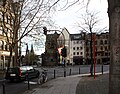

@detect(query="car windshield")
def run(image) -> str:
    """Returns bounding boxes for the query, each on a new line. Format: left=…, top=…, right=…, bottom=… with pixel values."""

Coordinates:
left=7, top=67, right=19, bottom=73
left=8, top=68, right=16, bottom=72
left=20, top=66, right=33, bottom=71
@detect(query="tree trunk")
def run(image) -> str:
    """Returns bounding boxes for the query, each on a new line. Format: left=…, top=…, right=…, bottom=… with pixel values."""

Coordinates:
left=6, top=46, right=13, bottom=74
left=108, top=0, right=120, bottom=94
left=14, top=42, right=18, bottom=66
left=90, top=28, right=93, bottom=76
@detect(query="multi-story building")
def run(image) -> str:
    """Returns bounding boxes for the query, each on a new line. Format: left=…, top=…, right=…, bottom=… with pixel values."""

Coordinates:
left=85, top=32, right=110, bottom=64
left=0, top=0, right=15, bottom=70
left=69, top=33, right=86, bottom=65
left=44, top=26, right=110, bottom=66
left=57, top=30, right=86, bottom=65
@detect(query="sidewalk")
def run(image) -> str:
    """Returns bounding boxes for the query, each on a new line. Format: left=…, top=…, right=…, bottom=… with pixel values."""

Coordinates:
left=23, top=76, right=80, bottom=94
left=76, top=73, right=109, bottom=94
left=23, top=72, right=109, bottom=94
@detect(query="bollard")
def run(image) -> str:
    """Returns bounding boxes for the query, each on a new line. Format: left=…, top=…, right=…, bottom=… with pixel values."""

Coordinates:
left=64, top=69, right=66, bottom=77
left=2, top=82, right=5, bottom=94
left=27, top=72, right=30, bottom=90
left=28, top=78, right=30, bottom=90
left=54, top=69, right=56, bottom=78
left=69, top=69, right=71, bottom=75
left=0, top=79, right=6, bottom=94
left=79, top=67, right=80, bottom=74
left=101, top=64, right=103, bottom=74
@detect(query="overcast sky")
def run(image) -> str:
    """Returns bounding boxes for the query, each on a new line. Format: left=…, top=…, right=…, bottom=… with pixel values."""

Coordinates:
left=22, top=0, right=109, bottom=55
left=53, top=0, right=109, bottom=34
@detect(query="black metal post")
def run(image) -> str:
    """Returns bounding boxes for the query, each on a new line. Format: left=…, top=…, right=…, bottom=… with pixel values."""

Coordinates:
left=64, top=59, right=66, bottom=77
left=2, top=82, right=5, bottom=94
left=79, top=67, right=81, bottom=74
left=64, top=69, right=66, bottom=77
left=69, top=69, right=71, bottom=75
left=27, top=71, right=30, bottom=90
left=28, top=78, right=30, bottom=90
left=102, top=63, right=103, bottom=74
left=54, top=69, right=56, bottom=78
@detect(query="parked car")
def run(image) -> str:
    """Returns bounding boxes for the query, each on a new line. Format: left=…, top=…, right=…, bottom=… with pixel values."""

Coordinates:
left=5, top=66, right=40, bottom=82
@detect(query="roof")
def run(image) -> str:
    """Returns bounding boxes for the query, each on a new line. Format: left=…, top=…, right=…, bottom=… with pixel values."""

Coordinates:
left=70, top=34, right=84, bottom=40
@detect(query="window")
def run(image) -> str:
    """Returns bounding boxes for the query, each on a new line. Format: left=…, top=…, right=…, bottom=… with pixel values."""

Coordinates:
left=73, top=41, right=75, bottom=44
left=5, top=45, right=7, bottom=51
left=77, top=47, right=79, bottom=50
left=101, top=46, right=103, bottom=50
left=77, top=52, right=79, bottom=55
left=98, top=53, right=100, bottom=56
left=73, top=52, right=75, bottom=55
left=76, top=40, right=79, bottom=44
left=100, top=40, right=103, bottom=45
left=105, top=52, right=108, bottom=56
left=80, top=52, right=83, bottom=55
left=80, top=41, right=83, bottom=44
left=73, top=47, right=75, bottom=50
left=105, top=46, right=108, bottom=50
left=80, top=47, right=83, bottom=50
left=104, top=40, right=107, bottom=44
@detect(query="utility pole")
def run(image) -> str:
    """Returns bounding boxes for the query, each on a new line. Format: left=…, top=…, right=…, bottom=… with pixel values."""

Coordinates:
left=108, top=0, right=120, bottom=94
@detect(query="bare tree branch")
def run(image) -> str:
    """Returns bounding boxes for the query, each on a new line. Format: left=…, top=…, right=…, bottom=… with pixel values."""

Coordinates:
left=0, top=0, right=61, bottom=67
left=77, top=9, right=107, bottom=33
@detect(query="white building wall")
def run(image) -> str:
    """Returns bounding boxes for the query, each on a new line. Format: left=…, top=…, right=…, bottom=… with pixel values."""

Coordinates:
left=57, top=29, right=86, bottom=65
left=57, top=27, right=70, bottom=64
left=70, top=39, right=85, bottom=65
left=62, top=28, right=70, bottom=63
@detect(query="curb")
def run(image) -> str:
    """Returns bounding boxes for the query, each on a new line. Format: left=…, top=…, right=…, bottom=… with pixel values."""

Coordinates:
left=65, top=71, right=109, bottom=78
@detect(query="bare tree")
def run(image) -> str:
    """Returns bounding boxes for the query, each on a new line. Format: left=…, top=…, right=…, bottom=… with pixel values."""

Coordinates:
left=55, top=0, right=91, bottom=11
left=76, top=10, right=107, bottom=76
left=1, top=0, right=60, bottom=71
